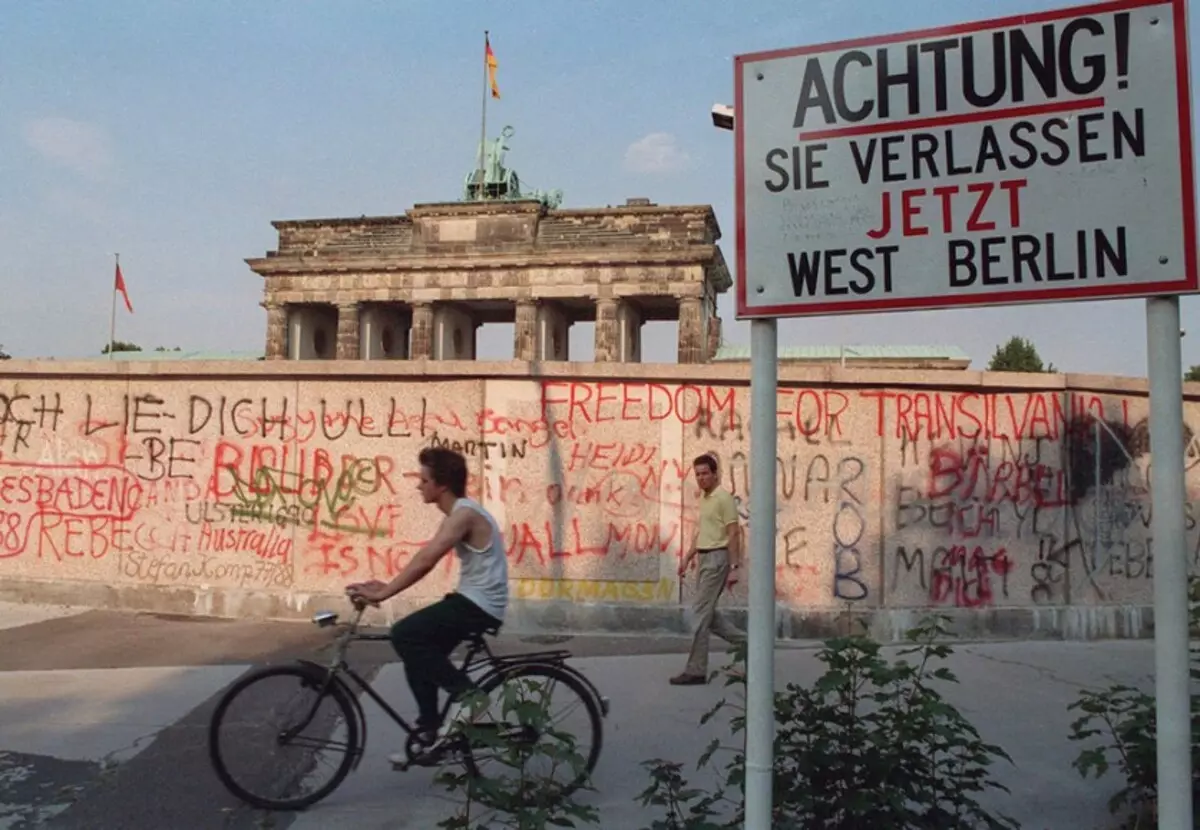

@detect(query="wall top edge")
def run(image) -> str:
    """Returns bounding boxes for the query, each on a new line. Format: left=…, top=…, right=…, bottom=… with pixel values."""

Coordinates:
left=0, top=359, right=1179, bottom=398
left=268, top=203, right=719, bottom=229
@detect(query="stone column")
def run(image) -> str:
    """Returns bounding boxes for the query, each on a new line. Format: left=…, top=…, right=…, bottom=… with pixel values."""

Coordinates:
left=594, top=299, right=619, bottom=362
left=677, top=297, right=704, bottom=363
left=706, top=313, right=723, bottom=362
left=616, top=302, right=642, bottom=362
left=263, top=302, right=287, bottom=360
left=409, top=302, right=434, bottom=359
left=514, top=300, right=538, bottom=361
left=335, top=303, right=360, bottom=359
left=537, top=303, right=571, bottom=361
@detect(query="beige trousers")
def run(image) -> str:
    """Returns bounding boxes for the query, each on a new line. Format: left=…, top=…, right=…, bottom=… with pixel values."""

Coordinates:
left=683, top=547, right=746, bottom=676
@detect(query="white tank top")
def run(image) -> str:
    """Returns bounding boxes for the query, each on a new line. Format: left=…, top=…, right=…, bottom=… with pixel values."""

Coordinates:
left=450, top=497, right=508, bottom=622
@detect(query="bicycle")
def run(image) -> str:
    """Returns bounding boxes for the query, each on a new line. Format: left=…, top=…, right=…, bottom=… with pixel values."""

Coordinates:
left=207, top=598, right=609, bottom=812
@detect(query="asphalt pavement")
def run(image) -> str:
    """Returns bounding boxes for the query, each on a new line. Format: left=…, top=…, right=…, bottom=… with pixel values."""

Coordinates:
left=0, top=601, right=1150, bottom=829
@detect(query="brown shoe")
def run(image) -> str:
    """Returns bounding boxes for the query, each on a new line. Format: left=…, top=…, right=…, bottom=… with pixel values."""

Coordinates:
left=669, top=672, right=707, bottom=685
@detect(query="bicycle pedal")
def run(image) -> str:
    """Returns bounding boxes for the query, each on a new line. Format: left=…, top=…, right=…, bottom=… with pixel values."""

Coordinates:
left=390, top=759, right=410, bottom=772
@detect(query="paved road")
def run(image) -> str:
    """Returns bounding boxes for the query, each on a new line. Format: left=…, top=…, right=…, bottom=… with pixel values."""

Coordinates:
left=0, top=601, right=1143, bottom=829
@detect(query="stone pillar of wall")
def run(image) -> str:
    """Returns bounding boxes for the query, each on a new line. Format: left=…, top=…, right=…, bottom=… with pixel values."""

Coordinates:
left=360, top=305, right=411, bottom=359
left=287, top=305, right=337, bottom=360
left=594, top=299, right=619, bottom=362
left=514, top=300, right=538, bottom=361
left=410, top=302, right=434, bottom=359
left=706, top=313, right=723, bottom=362
left=263, top=302, right=287, bottom=360
left=616, top=301, right=642, bottom=362
left=336, top=303, right=360, bottom=360
left=677, top=297, right=704, bottom=364
left=536, top=302, right=570, bottom=361
left=433, top=304, right=477, bottom=360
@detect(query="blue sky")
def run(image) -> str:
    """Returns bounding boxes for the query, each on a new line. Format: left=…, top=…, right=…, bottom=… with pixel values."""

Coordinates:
left=3, top=0, right=1199, bottom=375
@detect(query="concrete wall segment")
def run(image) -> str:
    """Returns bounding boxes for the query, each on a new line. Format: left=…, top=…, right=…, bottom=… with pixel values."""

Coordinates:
left=1, top=359, right=1196, bottom=641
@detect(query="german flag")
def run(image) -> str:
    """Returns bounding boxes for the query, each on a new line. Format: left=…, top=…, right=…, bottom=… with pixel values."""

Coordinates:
left=485, top=34, right=499, bottom=99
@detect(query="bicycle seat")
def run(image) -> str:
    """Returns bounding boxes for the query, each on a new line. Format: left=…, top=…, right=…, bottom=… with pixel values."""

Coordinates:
left=470, top=622, right=501, bottom=641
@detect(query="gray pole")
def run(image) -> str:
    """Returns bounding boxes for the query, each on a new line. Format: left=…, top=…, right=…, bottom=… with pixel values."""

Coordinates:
left=744, top=317, right=777, bottom=829
left=477, top=30, right=489, bottom=200
left=108, top=252, right=119, bottom=360
left=1145, top=295, right=1193, bottom=829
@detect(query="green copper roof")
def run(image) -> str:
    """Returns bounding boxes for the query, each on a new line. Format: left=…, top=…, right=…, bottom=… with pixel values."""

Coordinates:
left=53, top=350, right=265, bottom=361
left=711, top=344, right=970, bottom=361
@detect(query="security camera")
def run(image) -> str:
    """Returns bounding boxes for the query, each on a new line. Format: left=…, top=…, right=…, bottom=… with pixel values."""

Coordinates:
left=711, top=104, right=734, bottom=130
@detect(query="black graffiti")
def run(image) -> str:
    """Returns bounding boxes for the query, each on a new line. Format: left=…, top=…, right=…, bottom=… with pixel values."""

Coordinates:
left=122, top=437, right=200, bottom=482
left=782, top=525, right=807, bottom=566
left=832, top=458, right=869, bottom=601
left=692, top=406, right=744, bottom=442
left=0, top=393, right=64, bottom=452
left=428, top=431, right=527, bottom=460
left=1030, top=535, right=1079, bottom=604
left=724, top=453, right=867, bottom=513
left=804, top=455, right=866, bottom=504
left=895, top=485, right=1002, bottom=537
left=893, top=544, right=1011, bottom=606
left=130, top=395, right=170, bottom=434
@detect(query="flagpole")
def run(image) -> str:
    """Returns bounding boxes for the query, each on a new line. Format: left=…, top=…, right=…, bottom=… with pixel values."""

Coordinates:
left=108, top=253, right=119, bottom=359
left=477, top=30, right=489, bottom=200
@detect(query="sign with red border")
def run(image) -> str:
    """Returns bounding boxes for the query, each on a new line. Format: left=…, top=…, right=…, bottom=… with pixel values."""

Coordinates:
left=734, top=0, right=1197, bottom=319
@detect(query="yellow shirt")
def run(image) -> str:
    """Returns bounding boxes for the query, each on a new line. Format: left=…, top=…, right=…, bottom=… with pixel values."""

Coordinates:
left=695, top=487, right=739, bottom=550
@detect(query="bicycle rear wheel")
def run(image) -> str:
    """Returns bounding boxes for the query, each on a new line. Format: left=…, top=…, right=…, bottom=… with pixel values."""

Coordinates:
left=456, top=662, right=603, bottom=808
left=208, top=664, right=360, bottom=811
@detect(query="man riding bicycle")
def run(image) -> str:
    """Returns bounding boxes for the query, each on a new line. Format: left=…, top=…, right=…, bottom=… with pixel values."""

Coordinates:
left=346, top=446, right=508, bottom=766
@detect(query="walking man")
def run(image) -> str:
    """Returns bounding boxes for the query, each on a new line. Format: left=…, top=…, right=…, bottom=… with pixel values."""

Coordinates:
left=671, top=452, right=746, bottom=685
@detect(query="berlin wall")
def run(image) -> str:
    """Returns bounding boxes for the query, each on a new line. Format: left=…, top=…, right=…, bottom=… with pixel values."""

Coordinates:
left=0, top=359, right=1194, bottom=641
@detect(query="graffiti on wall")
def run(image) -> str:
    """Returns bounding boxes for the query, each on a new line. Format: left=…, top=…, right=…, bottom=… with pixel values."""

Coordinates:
left=0, top=377, right=1197, bottom=610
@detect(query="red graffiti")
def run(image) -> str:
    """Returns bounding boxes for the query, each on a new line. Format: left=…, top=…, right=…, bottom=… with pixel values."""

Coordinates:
left=506, top=519, right=683, bottom=565
left=540, top=381, right=736, bottom=434
left=566, top=441, right=660, bottom=472
left=304, top=529, right=420, bottom=578
left=0, top=468, right=142, bottom=521
left=474, top=408, right=571, bottom=450
left=860, top=390, right=1125, bottom=441
left=775, top=388, right=850, bottom=440
left=36, top=514, right=128, bottom=561
left=928, top=445, right=1068, bottom=508
left=208, top=442, right=396, bottom=501
left=929, top=546, right=1012, bottom=608
left=0, top=458, right=146, bottom=560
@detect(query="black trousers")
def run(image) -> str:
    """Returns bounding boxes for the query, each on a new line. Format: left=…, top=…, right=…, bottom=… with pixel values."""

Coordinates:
left=389, top=592, right=501, bottom=732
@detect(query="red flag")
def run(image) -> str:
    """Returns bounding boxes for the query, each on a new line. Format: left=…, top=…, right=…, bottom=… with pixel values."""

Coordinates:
left=114, top=262, right=133, bottom=313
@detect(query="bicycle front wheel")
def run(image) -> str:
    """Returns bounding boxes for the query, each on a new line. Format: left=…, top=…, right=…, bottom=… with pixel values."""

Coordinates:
left=457, top=662, right=603, bottom=807
left=208, top=664, right=360, bottom=811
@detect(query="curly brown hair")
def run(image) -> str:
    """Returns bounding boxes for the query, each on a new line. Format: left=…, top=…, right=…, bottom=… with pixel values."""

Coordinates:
left=418, top=446, right=468, bottom=497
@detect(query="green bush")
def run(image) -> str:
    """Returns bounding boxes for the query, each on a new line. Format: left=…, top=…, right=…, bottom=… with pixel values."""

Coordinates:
left=435, top=676, right=599, bottom=829
left=636, top=615, right=1019, bottom=829
left=1066, top=576, right=1200, bottom=826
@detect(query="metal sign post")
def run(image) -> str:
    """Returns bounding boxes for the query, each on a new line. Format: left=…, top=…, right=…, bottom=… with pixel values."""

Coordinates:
left=732, top=0, right=1196, bottom=826
left=744, top=318, right=777, bottom=830
left=1146, top=295, right=1192, bottom=828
